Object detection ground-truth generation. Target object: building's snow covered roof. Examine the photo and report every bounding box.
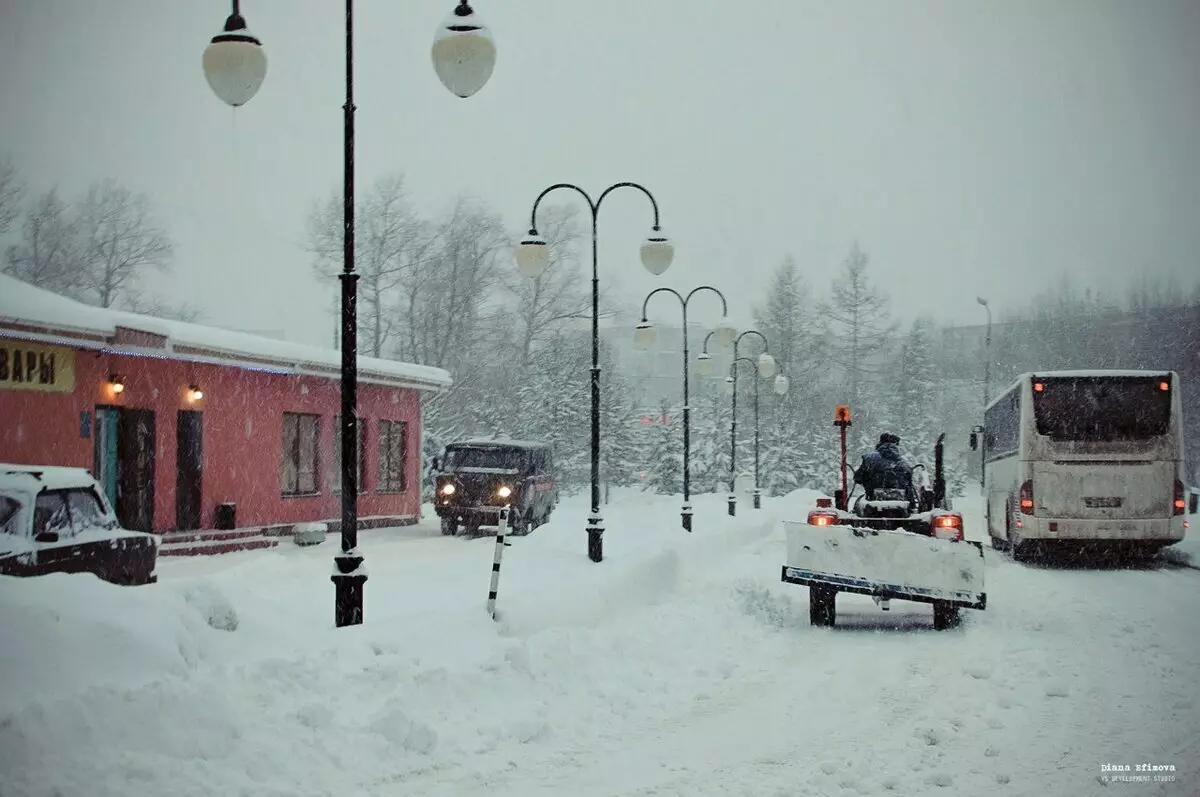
[0,273,451,392]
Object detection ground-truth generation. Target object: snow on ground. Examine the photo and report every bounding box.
[1,488,1198,797]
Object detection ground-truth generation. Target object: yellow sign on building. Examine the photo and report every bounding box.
[0,341,76,393]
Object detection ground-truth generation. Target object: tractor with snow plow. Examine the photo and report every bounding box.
[780,406,987,631]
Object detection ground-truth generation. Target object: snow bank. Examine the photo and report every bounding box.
[0,573,212,715]
[4,486,1194,797]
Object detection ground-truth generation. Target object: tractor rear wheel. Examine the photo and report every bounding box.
[809,587,837,627]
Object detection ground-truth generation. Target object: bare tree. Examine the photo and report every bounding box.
[4,188,83,297]
[500,203,588,368]
[0,157,23,235]
[307,174,430,357]
[123,293,203,322]
[75,179,174,308]
[399,196,508,370]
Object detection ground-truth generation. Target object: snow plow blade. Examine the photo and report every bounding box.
[781,520,986,610]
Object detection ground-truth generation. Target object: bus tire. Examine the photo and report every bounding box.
[810,587,837,627]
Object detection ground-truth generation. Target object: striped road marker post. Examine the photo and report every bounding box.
[487,506,512,620]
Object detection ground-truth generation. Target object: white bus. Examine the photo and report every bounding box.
[973,370,1188,558]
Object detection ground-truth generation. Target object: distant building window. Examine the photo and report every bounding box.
[330,414,367,494]
[378,420,407,493]
[282,413,320,495]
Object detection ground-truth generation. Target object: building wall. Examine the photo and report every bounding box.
[0,342,423,532]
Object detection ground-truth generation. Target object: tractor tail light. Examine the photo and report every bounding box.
[807,510,840,527]
[932,513,964,541]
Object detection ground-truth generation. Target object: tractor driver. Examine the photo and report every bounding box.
[854,433,918,507]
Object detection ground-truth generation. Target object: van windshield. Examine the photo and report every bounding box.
[443,447,528,471]
[1031,376,1171,442]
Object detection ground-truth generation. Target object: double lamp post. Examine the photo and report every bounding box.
[515,184,674,563]
[634,287,737,531]
[697,329,788,515]
[202,0,499,627]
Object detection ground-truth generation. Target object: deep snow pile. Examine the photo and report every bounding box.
[1,488,1197,797]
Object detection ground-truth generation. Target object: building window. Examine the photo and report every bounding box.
[378,420,407,493]
[330,414,367,494]
[282,412,320,495]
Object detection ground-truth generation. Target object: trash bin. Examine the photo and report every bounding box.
[214,502,237,530]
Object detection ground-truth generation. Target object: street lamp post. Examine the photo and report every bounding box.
[634,288,736,531]
[700,329,775,516]
[515,184,674,563]
[203,0,497,627]
[976,296,992,494]
[729,356,789,509]
[977,296,992,407]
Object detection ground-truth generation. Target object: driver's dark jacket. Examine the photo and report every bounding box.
[854,442,916,504]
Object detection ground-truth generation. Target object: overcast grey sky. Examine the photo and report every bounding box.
[2,0,1197,345]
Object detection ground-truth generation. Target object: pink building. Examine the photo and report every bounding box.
[0,274,449,554]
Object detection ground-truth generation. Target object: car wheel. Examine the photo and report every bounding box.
[511,510,532,537]
[440,517,457,536]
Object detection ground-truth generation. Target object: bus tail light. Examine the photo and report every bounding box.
[932,513,964,541]
[1175,480,1186,515]
[1019,480,1035,515]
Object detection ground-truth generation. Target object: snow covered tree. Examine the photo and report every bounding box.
[688,375,732,494]
[643,398,683,495]
[821,241,897,448]
[886,317,940,452]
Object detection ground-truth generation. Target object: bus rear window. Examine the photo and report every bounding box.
[1031,376,1171,441]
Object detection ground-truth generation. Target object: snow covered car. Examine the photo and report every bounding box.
[0,463,158,586]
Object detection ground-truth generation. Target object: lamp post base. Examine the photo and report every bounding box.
[587,515,604,563]
[332,552,367,627]
[727,493,737,517]
[681,504,693,532]
[753,489,762,509]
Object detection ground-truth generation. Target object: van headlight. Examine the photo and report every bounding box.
[441,484,455,495]
[497,485,512,498]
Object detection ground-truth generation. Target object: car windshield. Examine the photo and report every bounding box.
[32,488,114,537]
[0,496,19,535]
[442,447,529,471]
[1031,376,1172,441]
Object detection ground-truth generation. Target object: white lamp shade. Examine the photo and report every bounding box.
[515,234,550,278]
[633,322,656,350]
[710,319,738,349]
[431,4,496,99]
[773,374,789,395]
[203,30,267,107]
[640,230,674,275]
[757,352,777,378]
[695,352,713,374]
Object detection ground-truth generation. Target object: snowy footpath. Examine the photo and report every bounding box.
[1,489,1198,797]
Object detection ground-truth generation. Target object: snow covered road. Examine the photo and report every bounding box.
[2,489,1197,797]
